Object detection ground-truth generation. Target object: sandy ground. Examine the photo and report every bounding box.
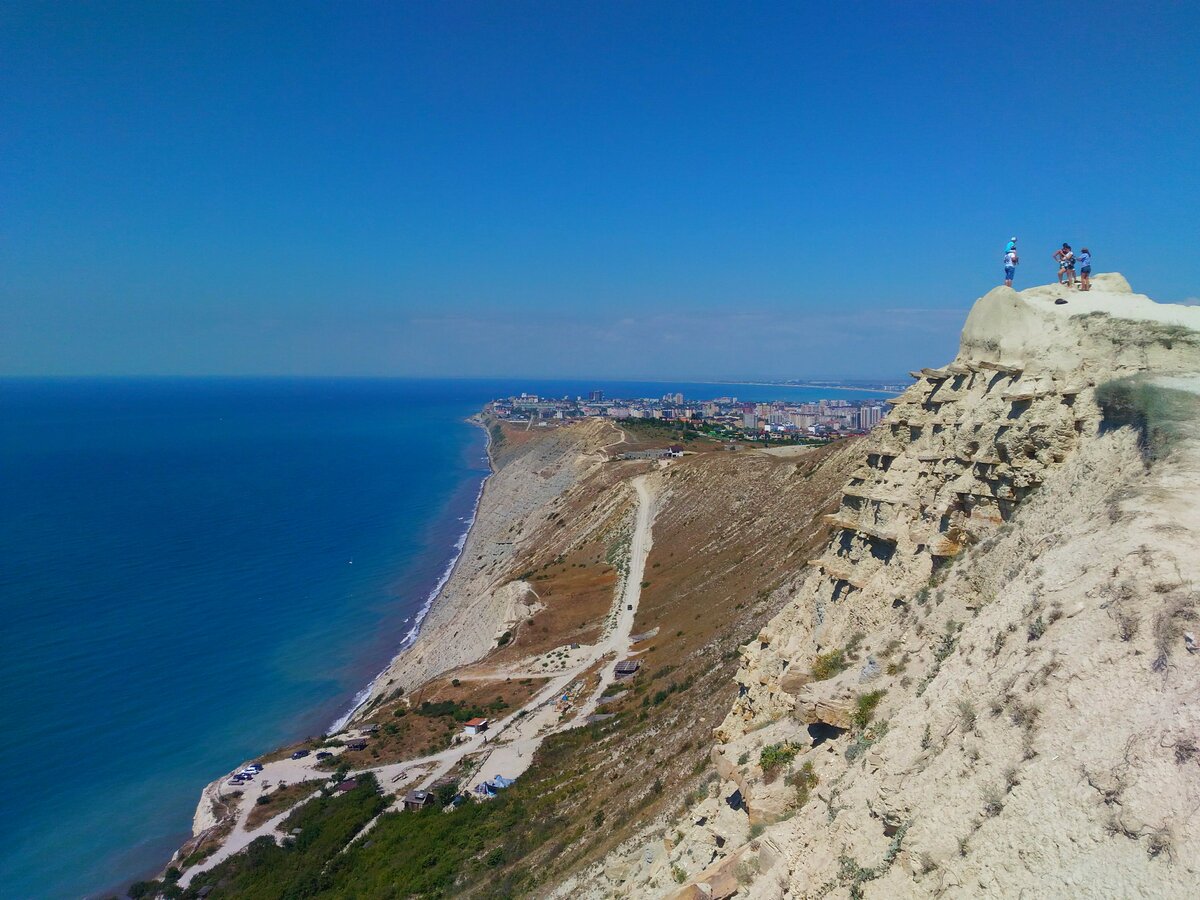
[755,445,820,458]
[181,473,659,887]
[1020,273,1200,327]
[352,419,622,711]
[464,475,657,794]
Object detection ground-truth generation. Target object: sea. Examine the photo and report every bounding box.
[0,377,888,899]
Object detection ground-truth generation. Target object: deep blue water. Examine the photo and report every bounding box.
[0,377,885,899]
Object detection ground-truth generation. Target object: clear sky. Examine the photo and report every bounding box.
[3,1,1198,379]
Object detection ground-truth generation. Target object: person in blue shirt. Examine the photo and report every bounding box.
[1005,236,1018,254]
[1078,248,1092,291]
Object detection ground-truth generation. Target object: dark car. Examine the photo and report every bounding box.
[290,749,310,760]
[316,751,333,760]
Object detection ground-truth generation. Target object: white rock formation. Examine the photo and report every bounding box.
[568,276,1200,898]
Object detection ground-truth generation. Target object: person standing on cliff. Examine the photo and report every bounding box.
[1078,247,1092,291]
[1053,243,1075,287]
[1003,245,1019,287]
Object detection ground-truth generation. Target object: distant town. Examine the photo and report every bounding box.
[488,389,892,443]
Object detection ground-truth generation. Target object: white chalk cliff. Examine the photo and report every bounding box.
[568,275,1200,898]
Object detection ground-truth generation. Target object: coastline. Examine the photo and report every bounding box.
[330,413,496,732]
[715,380,899,395]
[349,416,617,714]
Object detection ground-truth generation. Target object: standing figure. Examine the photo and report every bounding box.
[1003,246,1019,287]
[1053,243,1075,287]
[1078,247,1092,291]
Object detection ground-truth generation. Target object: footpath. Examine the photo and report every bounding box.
[182,474,658,887]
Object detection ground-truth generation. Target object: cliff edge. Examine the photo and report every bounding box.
[568,276,1200,898]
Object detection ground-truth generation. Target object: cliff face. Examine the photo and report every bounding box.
[575,275,1200,898]
[723,273,1197,739]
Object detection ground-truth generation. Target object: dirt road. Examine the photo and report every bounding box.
[182,473,659,886]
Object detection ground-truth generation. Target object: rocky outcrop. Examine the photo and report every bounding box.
[572,276,1200,898]
[722,274,1200,741]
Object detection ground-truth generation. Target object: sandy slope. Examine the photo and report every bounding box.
[353,418,619,713]
[181,465,660,885]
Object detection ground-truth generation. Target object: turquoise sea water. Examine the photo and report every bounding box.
[0,377,885,899]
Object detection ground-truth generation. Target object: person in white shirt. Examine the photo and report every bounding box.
[1003,248,1019,287]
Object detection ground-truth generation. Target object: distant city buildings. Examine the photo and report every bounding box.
[858,405,884,430]
[488,387,896,442]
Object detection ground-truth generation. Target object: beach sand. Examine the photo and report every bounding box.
[350,417,621,719]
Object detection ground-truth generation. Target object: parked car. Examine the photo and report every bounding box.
[316,751,333,760]
[246,764,263,772]
[290,750,310,759]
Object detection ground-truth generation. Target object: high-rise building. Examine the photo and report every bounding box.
[858,405,884,429]
[589,390,604,402]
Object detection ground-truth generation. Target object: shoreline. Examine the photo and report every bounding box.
[328,412,496,732]
[714,380,899,395]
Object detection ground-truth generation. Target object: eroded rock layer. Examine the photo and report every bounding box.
[567,275,1200,899]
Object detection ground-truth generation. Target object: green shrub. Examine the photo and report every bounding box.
[187,775,387,898]
[759,742,799,781]
[852,690,886,731]
[1096,376,1200,462]
[788,760,818,807]
[811,649,848,681]
[957,699,977,732]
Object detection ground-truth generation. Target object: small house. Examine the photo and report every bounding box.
[334,779,358,793]
[403,789,433,811]
[667,445,684,457]
[614,660,641,678]
[463,717,489,736]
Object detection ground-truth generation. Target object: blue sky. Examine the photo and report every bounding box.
[2,2,1198,379]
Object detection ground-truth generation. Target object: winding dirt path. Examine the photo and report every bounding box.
[182,473,659,886]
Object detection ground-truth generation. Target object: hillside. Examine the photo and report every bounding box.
[151,273,1200,900]
[158,407,862,898]
[565,274,1200,898]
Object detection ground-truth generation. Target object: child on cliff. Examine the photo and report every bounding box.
[1078,247,1092,291]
